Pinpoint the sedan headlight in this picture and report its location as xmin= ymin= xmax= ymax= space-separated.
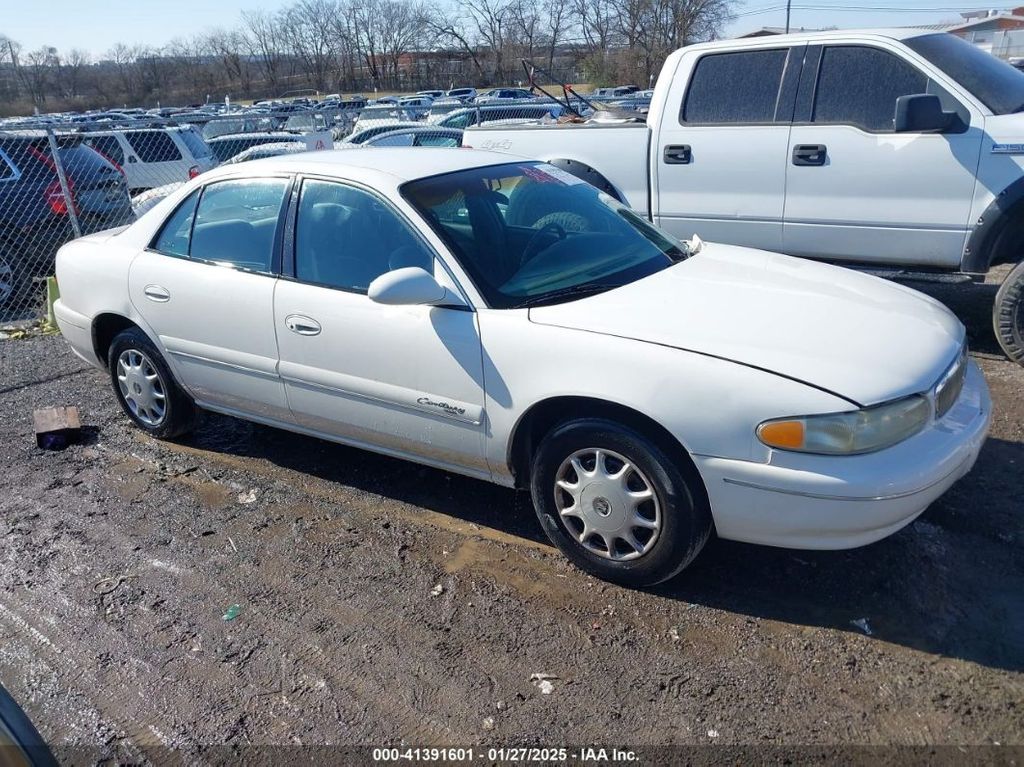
xmin=757 ymin=394 xmax=931 ymax=455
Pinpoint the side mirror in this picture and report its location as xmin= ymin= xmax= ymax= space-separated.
xmin=894 ymin=94 xmax=953 ymax=133
xmin=368 ymin=267 xmax=458 ymax=307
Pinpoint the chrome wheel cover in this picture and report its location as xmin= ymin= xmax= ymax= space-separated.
xmin=116 ymin=349 xmax=167 ymax=427
xmin=554 ymin=448 xmax=661 ymax=561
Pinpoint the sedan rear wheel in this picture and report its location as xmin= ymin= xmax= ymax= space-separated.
xmin=116 ymin=349 xmax=167 ymax=427
xmin=531 ymin=417 xmax=712 ymax=586
xmin=108 ymin=327 xmax=196 ymax=439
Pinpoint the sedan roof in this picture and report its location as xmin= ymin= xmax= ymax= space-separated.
xmin=233 ymin=147 xmax=523 ymax=183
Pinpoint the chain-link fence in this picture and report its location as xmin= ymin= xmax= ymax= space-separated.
xmin=0 ymin=94 xmax=642 ymax=322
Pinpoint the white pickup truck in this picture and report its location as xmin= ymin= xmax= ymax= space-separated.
xmin=466 ymin=28 xmax=1024 ymax=365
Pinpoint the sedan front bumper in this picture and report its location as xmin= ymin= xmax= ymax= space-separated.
xmin=695 ymin=360 xmax=991 ymax=549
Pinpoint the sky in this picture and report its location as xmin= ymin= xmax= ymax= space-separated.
xmin=1 ymin=0 xmax=1018 ymax=54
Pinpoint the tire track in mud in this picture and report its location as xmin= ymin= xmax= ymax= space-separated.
xmin=2 ymin=451 xmax=475 ymax=746
xmin=76 ymin=446 xmax=939 ymax=745
xmin=1 ymin=332 xmax=1023 ymax=747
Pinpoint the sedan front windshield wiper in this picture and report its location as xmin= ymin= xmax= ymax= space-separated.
xmin=510 ymin=283 xmax=614 ymax=309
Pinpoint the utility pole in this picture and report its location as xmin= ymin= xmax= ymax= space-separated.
xmin=785 ymin=0 xmax=791 ymax=33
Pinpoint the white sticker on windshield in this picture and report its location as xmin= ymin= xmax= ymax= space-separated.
xmin=539 ymin=165 xmax=586 ymax=186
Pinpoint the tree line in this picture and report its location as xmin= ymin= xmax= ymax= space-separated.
xmin=0 ymin=0 xmax=733 ymax=115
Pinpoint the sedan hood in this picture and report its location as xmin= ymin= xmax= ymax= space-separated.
xmin=528 ymin=244 xmax=964 ymax=406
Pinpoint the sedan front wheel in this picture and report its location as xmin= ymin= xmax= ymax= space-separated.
xmin=531 ymin=418 xmax=712 ymax=586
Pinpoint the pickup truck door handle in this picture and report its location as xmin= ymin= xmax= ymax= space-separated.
xmin=285 ymin=314 xmax=322 ymax=336
xmin=792 ymin=144 xmax=827 ymax=166
xmin=143 ymin=284 xmax=170 ymax=302
xmin=663 ymin=145 xmax=692 ymax=165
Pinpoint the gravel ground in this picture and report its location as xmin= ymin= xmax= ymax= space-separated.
xmin=0 ymin=272 xmax=1021 ymax=762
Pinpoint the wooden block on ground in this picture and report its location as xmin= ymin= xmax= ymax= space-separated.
xmin=33 ymin=406 xmax=82 ymax=450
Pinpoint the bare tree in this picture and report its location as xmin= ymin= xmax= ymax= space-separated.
xmin=64 ymin=48 xmax=91 ymax=98
xmin=242 ymin=10 xmax=285 ymax=93
xmin=0 ymin=0 xmax=735 ymax=116
xmin=424 ymin=4 xmax=488 ymax=84
xmin=280 ymin=0 xmax=341 ymax=93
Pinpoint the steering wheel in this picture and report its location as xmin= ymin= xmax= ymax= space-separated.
xmin=520 ymin=222 xmax=567 ymax=266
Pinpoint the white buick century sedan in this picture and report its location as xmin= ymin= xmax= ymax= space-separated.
xmin=54 ymin=149 xmax=991 ymax=586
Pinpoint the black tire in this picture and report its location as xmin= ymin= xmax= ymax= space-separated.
xmin=530 ymin=418 xmax=712 ymax=587
xmin=994 ymin=260 xmax=1024 ymax=366
xmin=0 ymin=683 xmax=58 ymax=767
xmin=0 ymin=252 xmax=32 ymax=313
xmin=108 ymin=327 xmax=196 ymax=439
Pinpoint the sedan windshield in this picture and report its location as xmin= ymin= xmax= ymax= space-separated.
xmin=402 ymin=162 xmax=688 ymax=308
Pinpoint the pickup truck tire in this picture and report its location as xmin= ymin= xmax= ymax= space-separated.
xmin=993 ymin=259 xmax=1024 ymax=366
xmin=530 ymin=418 xmax=712 ymax=586
xmin=108 ymin=327 xmax=196 ymax=439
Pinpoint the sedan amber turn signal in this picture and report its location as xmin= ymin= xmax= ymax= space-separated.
xmin=757 ymin=420 xmax=805 ymax=449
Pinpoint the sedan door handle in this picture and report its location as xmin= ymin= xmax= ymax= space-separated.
xmin=663 ymin=144 xmax=692 ymax=164
xmin=792 ymin=144 xmax=827 ymax=166
xmin=285 ymin=314 xmax=322 ymax=336
xmin=143 ymin=284 xmax=170 ymax=302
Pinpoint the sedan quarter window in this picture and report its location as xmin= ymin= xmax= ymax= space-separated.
xmin=152 ymin=189 xmax=200 ymax=258
xmin=189 ymin=178 xmax=289 ymax=272
xmin=294 ymin=179 xmax=434 ymax=293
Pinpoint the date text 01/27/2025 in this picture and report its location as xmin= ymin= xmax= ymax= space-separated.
xmin=371 ymin=746 xmax=640 ymax=762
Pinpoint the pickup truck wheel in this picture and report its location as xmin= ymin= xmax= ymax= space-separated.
xmin=530 ymin=418 xmax=712 ymax=586
xmin=108 ymin=328 xmax=196 ymax=439
xmin=993 ymin=260 xmax=1024 ymax=366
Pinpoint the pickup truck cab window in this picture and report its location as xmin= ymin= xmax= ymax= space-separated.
xmin=811 ymin=46 xmax=928 ymax=132
xmin=682 ymin=48 xmax=789 ymax=124
xmin=189 ymin=178 xmax=289 ymax=272
xmin=294 ymin=178 xmax=434 ymax=293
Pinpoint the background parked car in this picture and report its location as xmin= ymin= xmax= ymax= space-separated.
xmin=475 ymin=88 xmax=535 ymax=104
xmin=207 ymin=131 xmax=330 ymax=162
xmin=396 ymin=96 xmax=434 ymax=120
xmin=0 ymin=132 xmax=133 ymax=309
xmin=340 ymin=122 xmax=423 ymax=145
xmin=352 ymin=105 xmax=418 ymax=130
xmin=201 ymin=116 xmax=278 ymax=140
xmin=361 ymin=127 xmax=464 ymax=147
xmin=446 ymin=87 xmax=478 ymax=102
xmin=437 ymin=104 xmax=565 ymax=129
xmin=589 ymin=85 xmax=640 ymax=99
xmin=80 ymin=126 xmax=217 ymax=193
xmin=224 ymin=141 xmax=311 ymax=163
xmin=425 ymin=98 xmax=467 ymax=124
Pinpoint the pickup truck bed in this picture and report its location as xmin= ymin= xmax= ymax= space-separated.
xmin=467 ymin=122 xmax=651 ymax=216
